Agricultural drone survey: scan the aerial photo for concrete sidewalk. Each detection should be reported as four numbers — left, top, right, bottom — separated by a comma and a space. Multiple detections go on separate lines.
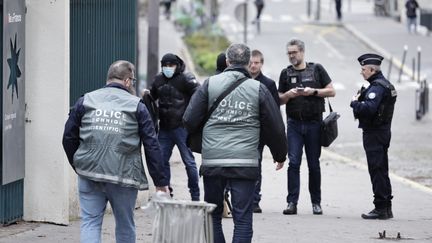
2, 147, 432, 242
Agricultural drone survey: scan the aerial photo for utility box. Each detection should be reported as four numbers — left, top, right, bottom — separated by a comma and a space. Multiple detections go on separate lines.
420, 9, 432, 32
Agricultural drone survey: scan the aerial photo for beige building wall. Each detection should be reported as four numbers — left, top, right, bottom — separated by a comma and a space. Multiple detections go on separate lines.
24, 0, 72, 225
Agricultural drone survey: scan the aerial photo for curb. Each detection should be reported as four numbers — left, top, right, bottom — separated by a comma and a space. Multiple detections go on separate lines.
343, 23, 415, 78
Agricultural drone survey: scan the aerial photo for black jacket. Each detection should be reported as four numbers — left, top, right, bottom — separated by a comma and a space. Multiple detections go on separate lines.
254, 72, 279, 106
184, 66, 287, 179
151, 55, 200, 129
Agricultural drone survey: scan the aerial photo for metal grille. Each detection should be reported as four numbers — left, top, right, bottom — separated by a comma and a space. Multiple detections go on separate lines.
0, 180, 24, 225
70, 0, 137, 105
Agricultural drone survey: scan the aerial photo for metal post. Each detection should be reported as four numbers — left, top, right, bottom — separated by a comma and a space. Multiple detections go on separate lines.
387, 56, 393, 79
135, 0, 140, 95
412, 58, 416, 81
147, 0, 160, 89
397, 45, 408, 83
307, 0, 311, 18
417, 46, 421, 83
316, 0, 321, 21
243, 1, 248, 44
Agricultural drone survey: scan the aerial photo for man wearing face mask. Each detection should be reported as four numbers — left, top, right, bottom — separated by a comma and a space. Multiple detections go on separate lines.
150, 53, 201, 201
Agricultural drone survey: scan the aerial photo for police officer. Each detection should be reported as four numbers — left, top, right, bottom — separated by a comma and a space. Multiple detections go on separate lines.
350, 53, 397, 220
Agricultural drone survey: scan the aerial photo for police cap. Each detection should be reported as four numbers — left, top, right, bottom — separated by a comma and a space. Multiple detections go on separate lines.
357, 53, 383, 66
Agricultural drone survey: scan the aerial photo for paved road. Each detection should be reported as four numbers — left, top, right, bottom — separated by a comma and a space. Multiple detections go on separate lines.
218, 0, 432, 188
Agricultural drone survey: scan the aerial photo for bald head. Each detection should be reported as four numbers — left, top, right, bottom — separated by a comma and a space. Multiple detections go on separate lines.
107, 60, 135, 83
226, 43, 251, 67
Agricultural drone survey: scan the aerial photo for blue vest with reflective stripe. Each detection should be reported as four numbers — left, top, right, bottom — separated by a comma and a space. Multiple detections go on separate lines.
73, 86, 149, 190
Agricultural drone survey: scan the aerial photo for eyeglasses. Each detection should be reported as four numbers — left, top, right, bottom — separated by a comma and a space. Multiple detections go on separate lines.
128, 77, 137, 86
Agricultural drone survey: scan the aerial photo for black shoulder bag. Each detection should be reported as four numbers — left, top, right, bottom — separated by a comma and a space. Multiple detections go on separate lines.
321, 98, 340, 147
187, 77, 248, 153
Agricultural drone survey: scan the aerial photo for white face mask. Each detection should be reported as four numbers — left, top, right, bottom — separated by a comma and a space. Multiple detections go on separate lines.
162, 66, 176, 78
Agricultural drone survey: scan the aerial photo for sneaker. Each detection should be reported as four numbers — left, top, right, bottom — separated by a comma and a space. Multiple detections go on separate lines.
169, 187, 174, 198
253, 204, 262, 213
282, 202, 297, 215
222, 200, 232, 218
312, 204, 323, 215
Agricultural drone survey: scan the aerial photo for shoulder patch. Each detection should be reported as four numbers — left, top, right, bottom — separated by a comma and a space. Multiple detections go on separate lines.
368, 92, 376, 99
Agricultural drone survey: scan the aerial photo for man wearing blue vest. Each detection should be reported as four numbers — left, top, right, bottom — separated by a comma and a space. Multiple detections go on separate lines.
63, 60, 168, 243
184, 43, 287, 243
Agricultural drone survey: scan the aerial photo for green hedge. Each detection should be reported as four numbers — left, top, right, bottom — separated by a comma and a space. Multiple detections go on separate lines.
184, 31, 230, 76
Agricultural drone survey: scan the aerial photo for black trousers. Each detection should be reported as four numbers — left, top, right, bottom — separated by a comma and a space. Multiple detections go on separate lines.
335, 0, 342, 20
362, 129, 393, 209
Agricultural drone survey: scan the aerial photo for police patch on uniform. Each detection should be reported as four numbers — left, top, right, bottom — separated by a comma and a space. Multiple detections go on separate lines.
368, 92, 376, 99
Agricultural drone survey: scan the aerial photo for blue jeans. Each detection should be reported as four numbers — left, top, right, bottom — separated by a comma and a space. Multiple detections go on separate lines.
78, 176, 138, 243
253, 144, 264, 205
158, 127, 200, 200
407, 17, 417, 33
286, 118, 322, 205
204, 176, 255, 243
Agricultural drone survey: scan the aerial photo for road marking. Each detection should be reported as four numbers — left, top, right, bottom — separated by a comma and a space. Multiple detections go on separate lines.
317, 34, 345, 60
322, 149, 432, 195
280, 15, 294, 22
260, 14, 273, 22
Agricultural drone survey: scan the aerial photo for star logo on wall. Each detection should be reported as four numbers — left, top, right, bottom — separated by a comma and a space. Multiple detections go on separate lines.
7, 33, 22, 103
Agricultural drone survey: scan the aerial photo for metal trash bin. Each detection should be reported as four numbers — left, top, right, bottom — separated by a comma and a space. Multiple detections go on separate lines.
149, 199, 216, 243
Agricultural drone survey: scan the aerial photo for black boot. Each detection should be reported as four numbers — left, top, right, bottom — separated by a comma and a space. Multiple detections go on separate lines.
387, 206, 393, 218
361, 208, 389, 220
283, 202, 297, 215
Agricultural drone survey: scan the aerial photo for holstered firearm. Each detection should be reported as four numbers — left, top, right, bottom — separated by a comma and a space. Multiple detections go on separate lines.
353, 86, 366, 119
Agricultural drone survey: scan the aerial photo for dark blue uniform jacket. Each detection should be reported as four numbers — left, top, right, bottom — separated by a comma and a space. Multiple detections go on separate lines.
350, 72, 392, 130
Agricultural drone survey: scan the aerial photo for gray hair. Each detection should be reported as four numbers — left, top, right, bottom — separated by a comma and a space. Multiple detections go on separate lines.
107, 60, 135, 82
286, 38, 305, 52
368, 64, 381, 72
226, 43, 251, 66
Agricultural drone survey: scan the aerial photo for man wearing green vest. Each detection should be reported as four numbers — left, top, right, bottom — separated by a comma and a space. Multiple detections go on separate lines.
184, 43, 287, 243
63, 60, 168, 243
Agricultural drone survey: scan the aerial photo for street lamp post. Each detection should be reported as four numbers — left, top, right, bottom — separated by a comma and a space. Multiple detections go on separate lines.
147, 0, 160, 88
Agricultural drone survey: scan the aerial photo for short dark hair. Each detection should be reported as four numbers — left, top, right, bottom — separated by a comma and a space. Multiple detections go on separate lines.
107, 60, 135, 81
226, 43, 250, 66
251, 49, 264, 64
